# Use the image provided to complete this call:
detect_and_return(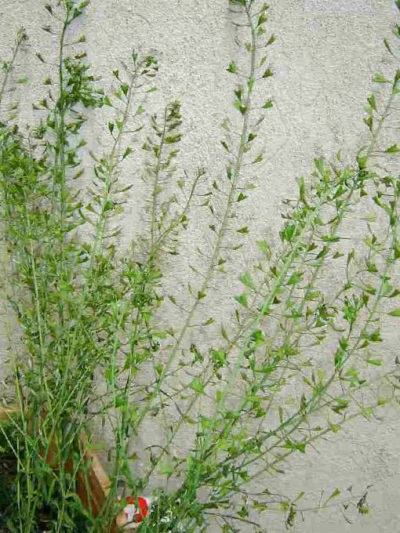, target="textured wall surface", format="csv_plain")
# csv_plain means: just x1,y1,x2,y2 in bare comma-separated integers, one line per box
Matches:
0,1,399,532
